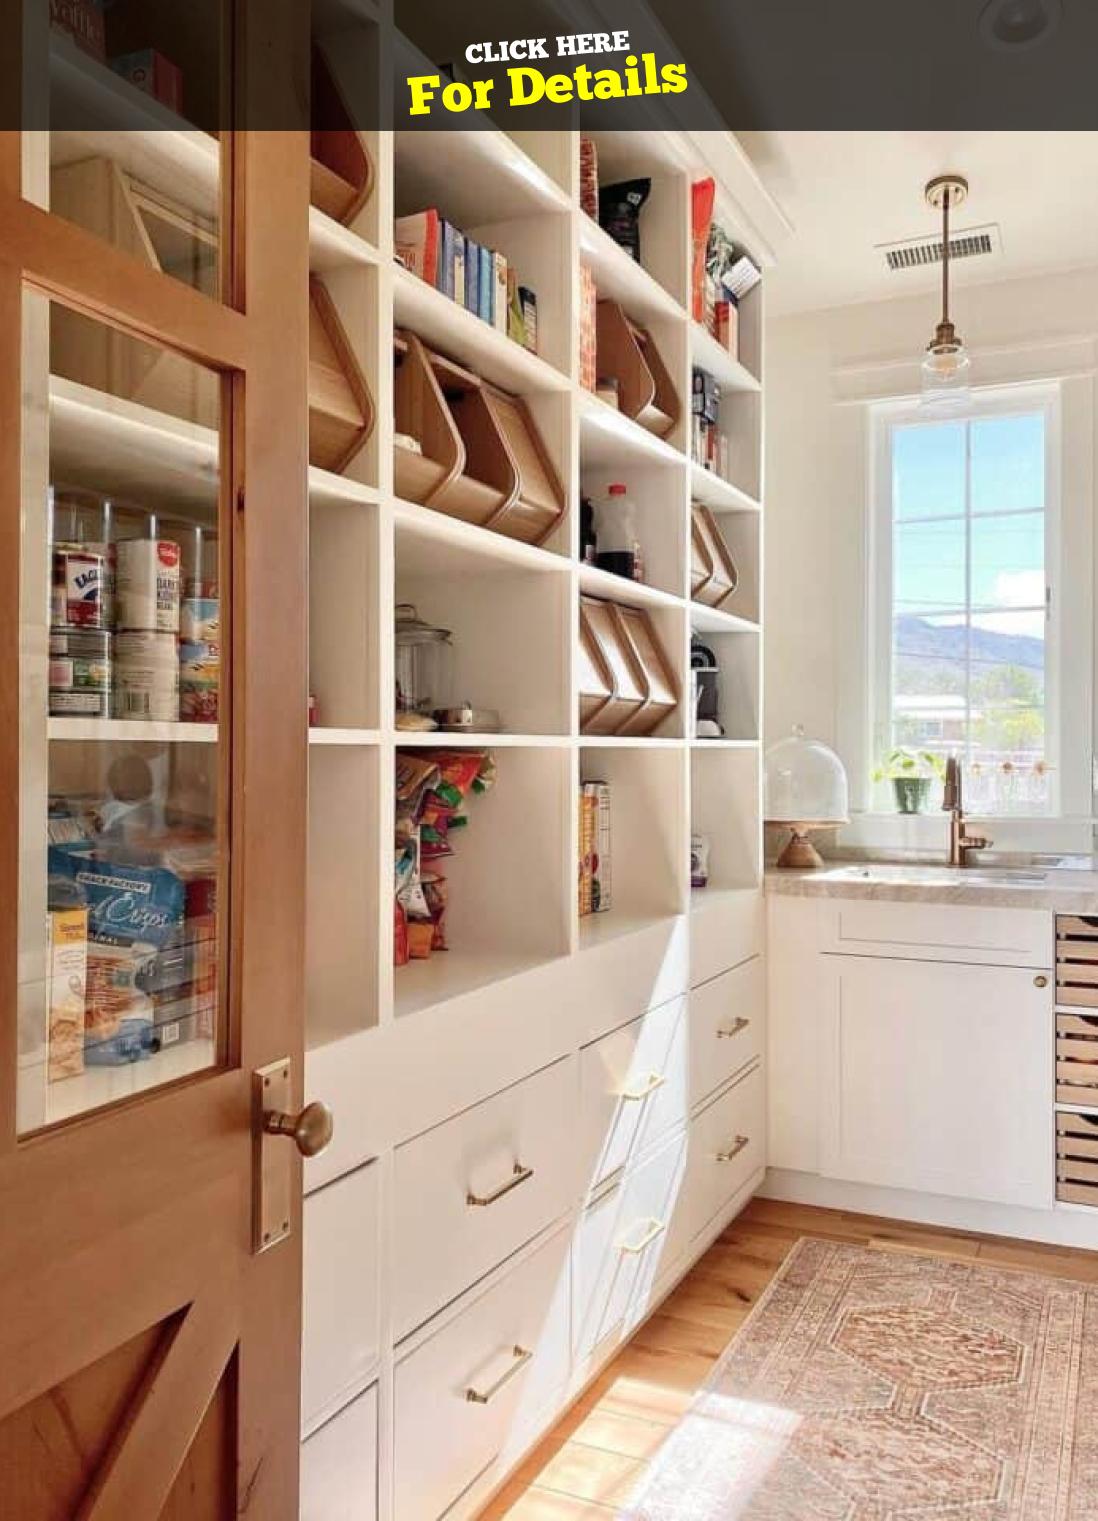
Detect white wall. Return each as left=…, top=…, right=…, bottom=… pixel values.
left=764, top=263, right=1098, bottom=852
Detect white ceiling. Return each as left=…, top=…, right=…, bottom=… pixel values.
left=739, top=131, right=1098, bottom=316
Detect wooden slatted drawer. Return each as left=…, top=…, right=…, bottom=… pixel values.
left=1057, top=1112, right=1098, bottom=1207
left=1056, top=916, right=1098, bottom=1008
left=1055, top=1012, right=1098, bottom=1104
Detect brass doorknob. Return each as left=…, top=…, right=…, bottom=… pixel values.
left=263, top=1100, right=334, bottom=1157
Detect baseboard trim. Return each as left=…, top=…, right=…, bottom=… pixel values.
left=761, top=1169, right=1098, bottom=1251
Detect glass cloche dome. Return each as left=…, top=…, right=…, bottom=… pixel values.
left=764, top=725, right=849, bottom=868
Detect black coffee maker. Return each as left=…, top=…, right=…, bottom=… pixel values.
left=691, top=638, right=722, bottom=737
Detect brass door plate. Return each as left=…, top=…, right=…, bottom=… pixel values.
left=253, top=1058, right=294, bottom=1255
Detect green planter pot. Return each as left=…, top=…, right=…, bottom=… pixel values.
left=892, top=776, right=932, bottom=815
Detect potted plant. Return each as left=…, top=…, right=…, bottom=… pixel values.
left=872, top=748, right=946, bottom=815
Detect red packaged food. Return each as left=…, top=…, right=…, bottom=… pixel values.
left=394, top=901, right=409, bottom=967
left=691, top=179, right=716, bottom=324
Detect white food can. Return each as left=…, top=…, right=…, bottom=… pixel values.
left=116, top=540, right=181, bottom=633
left=113, top=631, right=179, bottom=722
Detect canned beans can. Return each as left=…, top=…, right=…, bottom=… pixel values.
left=113, top=631, right=179, bottom=722
left=116, top=540, right=181, bottom=633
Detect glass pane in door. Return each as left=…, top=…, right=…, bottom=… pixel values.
left=18, top=291, right=226, bottom=1133
left=28, top=0, right=225, bottom=300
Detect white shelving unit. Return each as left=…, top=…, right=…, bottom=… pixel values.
left=298, top=119, right=773, bottom=1521
left=24, top=91, right=775, bottom=1519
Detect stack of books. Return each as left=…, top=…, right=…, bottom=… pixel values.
left=395, top=209, right=538, bottom=354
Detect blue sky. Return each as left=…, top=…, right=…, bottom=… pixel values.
left=892, top=413, right=1046, bottom=636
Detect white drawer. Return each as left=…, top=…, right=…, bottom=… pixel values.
left=579, top=996, right=688, bottom=1192
left=302, top=1162, right=380, bottom=1435
left=392, top=1056, right=578, bottom=1338
left=691, top=888, right=763, bottom=987
left=574, top=1129, right=689, bottom=1360
left=301, top=1385, right=377, bottom=1521
left=394, top=1226, right=571, bottom=1521
left=821, top=900, right=1050, bottom=967
left=690, top=959, right=764, bottom=1107
left=686, top=1065, right=765, bottom=1240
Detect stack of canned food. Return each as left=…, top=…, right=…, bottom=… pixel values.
left=48, top=488, right=219, bottom=725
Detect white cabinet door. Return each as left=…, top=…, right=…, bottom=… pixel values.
left=301, top=1386, right=377, bottom=1521
left=820, top=955, right=1053, bottom=1208
left=767, top=896, right=823, bottom=1173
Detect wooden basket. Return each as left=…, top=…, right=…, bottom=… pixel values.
left=393, top=333, right=464, bottom=504
left=392, top=333, right=565, bottom=547
left=311, top=46, right=374, bottom=226
left=612, top=605, right=678, bottom=736
left=579, top=598, right=679, bottom=737
left=595, top=300, right=678, bottom=437
left=309, top=278, right=375, bottom=473
left=691, top=504, right=739, bottom=608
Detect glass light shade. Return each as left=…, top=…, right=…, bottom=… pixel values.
left=765, top=725, right=849, bottom=825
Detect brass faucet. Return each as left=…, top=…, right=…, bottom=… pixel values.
left=942, top=755, right=992, bottom=867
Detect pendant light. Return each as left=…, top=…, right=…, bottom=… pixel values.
left=921, top=175, right=971, bottom=409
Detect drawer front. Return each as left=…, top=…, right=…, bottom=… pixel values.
left=1057, top=1112, right=1098, bottom=1207
left=691, top=887, right=763, bottom=988
left=688, top=1064, right=766, bottom=1236
left=392, top=1057, right=578, bottom=1339
left=1057, top=917, right=1098, bottom=1007
left=301, top=1385, right=377, bottom=1521
left=823, top=900, right=1050, bottom=966
left=579, top=997, right=688, bottom=1192
left=302, top=1163, right=380, bottom=1435
left=1055, top=1012, right=1098, bottom=1105
left=690, top=959, right=764, bottom=1108
left=393, top=1226, right=571, bottom=1521
left=574, top=1129, right=689, bottom=1360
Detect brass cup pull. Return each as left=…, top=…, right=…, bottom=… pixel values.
left=620, top=1218, right=667, bottom=1256
left=620, top=1072, right=667, bottom=1103
left=466, top=1162, right=534, bottom=1208
left=716, top=1134, right=750, bottom=1164
left=263, top=1100, right=334, bottom=1158
left=1035, top=975, right=1049, bottom=988
left=717, top=1017, right=751, bottom=1040
left=465, top=1345, right=533, bottom=1404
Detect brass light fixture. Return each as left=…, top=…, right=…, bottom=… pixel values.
left=921, top=175, right=972, bottom=408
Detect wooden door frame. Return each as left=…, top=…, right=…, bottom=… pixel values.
left=0, top=15, right=311, bottom=1510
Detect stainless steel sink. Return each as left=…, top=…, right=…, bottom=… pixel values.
left=827, top=864, right=1047, bottom=886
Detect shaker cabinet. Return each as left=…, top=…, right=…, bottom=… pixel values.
left=819, top=954, right=1054, bottom=1209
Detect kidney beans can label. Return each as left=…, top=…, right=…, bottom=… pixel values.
left=117, top=540, right=181, bottom=632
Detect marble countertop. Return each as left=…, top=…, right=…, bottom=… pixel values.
left=765, top=861, right=1098, bottom=913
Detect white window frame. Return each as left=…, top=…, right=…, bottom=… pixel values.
left=868, top=382, right=1078, bottom=825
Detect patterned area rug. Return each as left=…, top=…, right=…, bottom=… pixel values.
left=621, top=1236, right=1098, bottom=1520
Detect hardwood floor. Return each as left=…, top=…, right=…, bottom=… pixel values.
left=477, top=1197, right=1098, bottom=1521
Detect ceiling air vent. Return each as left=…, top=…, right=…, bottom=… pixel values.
left=878, top=224, right=1002, bottom=273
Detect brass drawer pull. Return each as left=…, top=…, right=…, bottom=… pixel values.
left=620, top=1072, right=666, bottom=1103
left=716, top=1135, right=750, bottom=1163
left=1035, top=975, right=1048, bottom=988
left=465, top=1345, right=532, bottom=1404
left=620, top=1218, right=667, bottom=1255
left=717, top=1017, right=751, bottom=1040
left=466, top=1162, right=534, bottom=1208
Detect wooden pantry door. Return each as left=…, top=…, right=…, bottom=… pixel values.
left=0, top=11, right=311, bottom=1516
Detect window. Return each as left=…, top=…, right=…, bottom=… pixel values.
left=872, top=388, right=1059, bottom=817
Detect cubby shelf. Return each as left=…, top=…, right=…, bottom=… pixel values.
left=392, top=498, right=570, bottom=574
left=395, top=128, right=572, bottom=224
left=310, top=729, right=382, bottom=747
left=690, top=322, right=762, bottom=394
left=48, top=719, right=217, bottom=744
left=690, top=603, right=761, bottom=635
left=578, top=389, right=685, bottom=468
left=578, top=563, right=685, bottom=613
left=690, top=463, right=762, bottom=514
left=392, top=266, right=571, bottom=397
left=579, top=215, right=685, bottom=325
